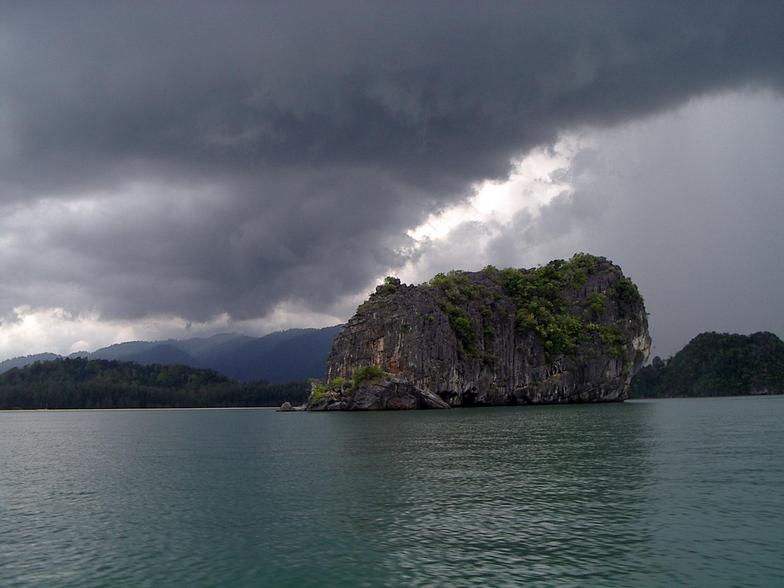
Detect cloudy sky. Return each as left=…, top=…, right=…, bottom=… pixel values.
left=0, top=1, right=782, bottom=359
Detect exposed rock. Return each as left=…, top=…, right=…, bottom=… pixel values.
left=277, top=401, right=306, bottom=412
left=307, top=378, right=450, bottom=411
left=309, top=254, right=651, bottom=409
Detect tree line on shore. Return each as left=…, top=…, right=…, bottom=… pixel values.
left=0, top=357, right=309, bottom=409
left=629, top=331, right=784, bottom=398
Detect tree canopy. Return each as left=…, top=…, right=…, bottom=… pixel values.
left=629, top=332, right=784, bottom=398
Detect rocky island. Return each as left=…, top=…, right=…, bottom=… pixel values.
left=308, top=253, right=651, bottom=410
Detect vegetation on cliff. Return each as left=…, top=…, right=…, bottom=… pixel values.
left=310, top=364, right=384, bottom=403
left=0, top=358, right=309, bottom=409
left=427, top=270, right=482, bottom=356
left=427, top=253, right=643, bottom=360
left=630, top=332, right=784, bottom=398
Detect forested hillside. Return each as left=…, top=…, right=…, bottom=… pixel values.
left=630, top=332, right=784, bottom=397
left=0, top=358, right=308, bottom=409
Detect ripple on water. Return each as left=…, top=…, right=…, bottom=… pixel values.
left=1, top=399, right=783, bottom=586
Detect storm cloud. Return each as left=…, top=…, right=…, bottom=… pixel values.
left=0, top=1, right=782, bottom=353
left=405, top=91, right=784, bottom=356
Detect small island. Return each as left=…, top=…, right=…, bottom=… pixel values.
left=308, top=253, right=651, bottom=410
left=630, top=331, right=784, bottom=398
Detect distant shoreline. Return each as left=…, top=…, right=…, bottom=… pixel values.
left=3, top=394, right=782, bottom=413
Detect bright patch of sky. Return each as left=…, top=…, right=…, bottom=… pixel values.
left=406, top=136, right=582, bottom=244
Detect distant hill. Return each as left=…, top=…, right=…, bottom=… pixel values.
left=88, top=342, right=200, bottom=367
left=0, top=325, right=343, bottom=383
left=630, top=332, right=784, bottom=398
left=0, top=357, right=309, bottom=409
left=206, top=327, right=342, bottom=382
left=0, top=353, right=61, bottom=373
left=122, top=344, right=198, bottom=367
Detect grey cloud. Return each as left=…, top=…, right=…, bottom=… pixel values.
left=0, top=2, right=782, bottom=325
left=482, top=92, right=784, bottom=356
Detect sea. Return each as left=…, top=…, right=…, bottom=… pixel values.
left=1, top=397, right=782, bottom=587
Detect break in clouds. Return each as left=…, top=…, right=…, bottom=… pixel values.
left=0, top=1, right=783, bottom=357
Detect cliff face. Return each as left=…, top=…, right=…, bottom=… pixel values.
left=312, top=254, right=650, bottom=409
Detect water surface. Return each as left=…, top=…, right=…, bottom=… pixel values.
left=1, top=397, right=783, bottom=586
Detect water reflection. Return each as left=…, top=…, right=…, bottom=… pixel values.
left=317, top=404, right=658, bottom=586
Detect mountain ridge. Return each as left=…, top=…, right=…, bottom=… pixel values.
left=0, top=326, right=342, bottom=384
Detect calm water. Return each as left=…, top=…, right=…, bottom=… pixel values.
left=1, top=398, right=783, bottom=587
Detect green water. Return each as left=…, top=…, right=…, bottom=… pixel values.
left=1, top=397, right=783, bottom=587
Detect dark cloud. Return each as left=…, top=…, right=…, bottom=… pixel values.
left=478, top=92, right=784, bottom=356
left=0, top=1, right=782, bottom=327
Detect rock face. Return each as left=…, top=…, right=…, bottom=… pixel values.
left=309, top=254, right=651, bottom=409
left=308, top=378, right=450, bottom=411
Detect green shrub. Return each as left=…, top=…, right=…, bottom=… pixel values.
left=612, top=276, right=643, bottom=306
left=442, top=302, right=477, bottom=356
left=569, top=251, right=600, bottom=274
left=586, top=323, right=625, bottom=358
left=351, top=365, right=385, bottom=388
left=429, top=271, right=479, bottom=303
left=310, top=380, right=327, bottom=402
left=587, top=292, right=607, bottom=315
left=376, top=276, right=401, bottom=296
left=451, top=315, right=475, bottom=348
left=429, top=271, right=484, bottom=357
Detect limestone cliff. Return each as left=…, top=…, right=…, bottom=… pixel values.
left=308, top=254, right=651, bottom=409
